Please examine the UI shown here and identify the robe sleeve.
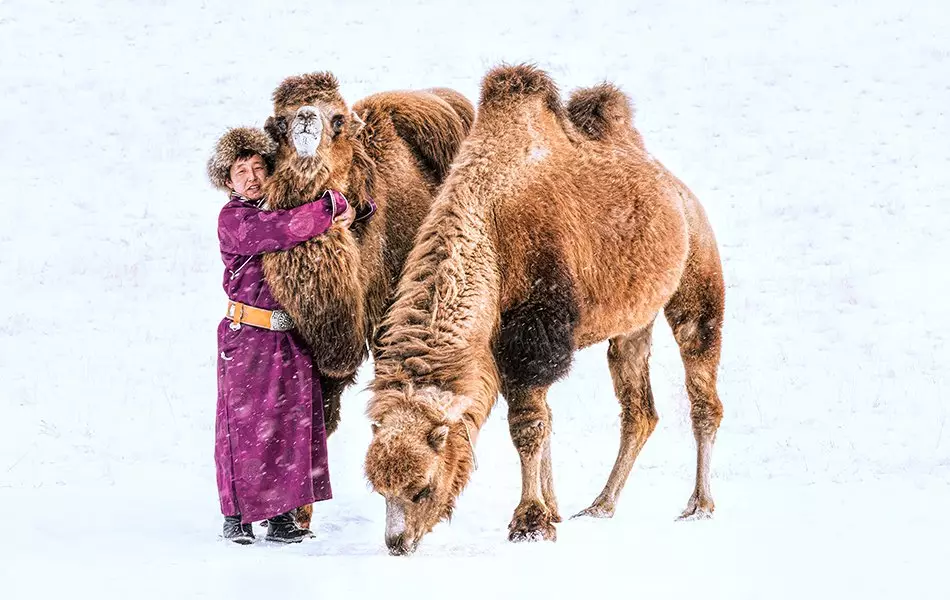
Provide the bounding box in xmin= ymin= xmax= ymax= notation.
xmin=217 ymin=194 xmax=349 ymax=255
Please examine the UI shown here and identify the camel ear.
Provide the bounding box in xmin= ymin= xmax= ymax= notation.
xmin=428 ymin=424 xmax=450 ymax=452
xmin=349 ymin=110 xmax=366 ymax=136
xmin=264 ymin=115 xmax=287 ymax=141
xmin=443 ymin=395 xmax=473 ymax=423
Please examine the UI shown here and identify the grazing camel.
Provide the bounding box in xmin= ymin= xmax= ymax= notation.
xmin=363 ymin=64 xmax=724 ymax=555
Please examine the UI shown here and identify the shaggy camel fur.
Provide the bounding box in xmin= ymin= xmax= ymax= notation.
xmin=259 ymin=72 xmax=473 ymax=527
xmin=364 ymin=64 xmax=725 ymax=555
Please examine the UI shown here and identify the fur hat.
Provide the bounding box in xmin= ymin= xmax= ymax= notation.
xmin=206 ymin=127 xmax=277 ymax=191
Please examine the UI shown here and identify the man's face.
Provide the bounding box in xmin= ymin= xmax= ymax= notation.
xmin=226 ymin=154 xmax=268 ymax=200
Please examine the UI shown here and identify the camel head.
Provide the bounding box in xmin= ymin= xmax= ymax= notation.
xmin=364 ymin=383 xmax=476 ymax=556
xmin=264 ymin=72 xmax=365 ymax=207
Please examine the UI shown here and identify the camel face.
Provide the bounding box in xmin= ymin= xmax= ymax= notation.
xmin=364 ymin=386 xmax=471 ymax=555
xmin=265 ymin=96 xmax=360 ymax=202
xmin=365 ymin=421 xmax=451 ymax=555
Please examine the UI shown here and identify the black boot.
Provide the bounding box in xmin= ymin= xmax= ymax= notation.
xmin=265 ymin=511 xmax=314 ymax=543
xmin=222 ymin=515 xmax=255 ymax=545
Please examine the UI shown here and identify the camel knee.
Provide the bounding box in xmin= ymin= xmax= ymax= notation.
xmin=671 ymin=315 xmax=721 ymax=358
xmin=684 ymin=362 xmax=723 ymax=436
xmin=665 ymin=291 xmax=723 ymax=360
xmin=622 ymin=404 xmax=659 ymax=438
xmin=509 ymin=415 xmax=548 ymax=456
xmin=690 ymin=396 xmax=723 ymax=437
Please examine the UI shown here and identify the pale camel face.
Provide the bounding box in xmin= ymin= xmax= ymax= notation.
xmin=364 ymin=386 xmax=473 ymax=556
xmin=265 ymin=98 xmax=364 ymax=196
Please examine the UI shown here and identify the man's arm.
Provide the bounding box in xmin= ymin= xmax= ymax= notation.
xmin=218 ymin=194 xmax=349 ymax=255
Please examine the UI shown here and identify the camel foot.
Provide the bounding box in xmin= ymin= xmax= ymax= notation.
xmin=546 ymin=501 xmax=563 ymax=523
xmin=677 ymin=493 xmax=715 ymax=521
xmin=571 ymin=497 xmax=615 ymax=519
xmin=508 ymin=502 xmax=557 ymax=543
xmin=294 ymin=504 xmax=313 ymax=530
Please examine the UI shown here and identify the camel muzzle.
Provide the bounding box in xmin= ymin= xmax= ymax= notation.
xmin=291 ymin=105 xmax=323 ymax=157
xmin=384 ymin=499 xmax=418 ymax=555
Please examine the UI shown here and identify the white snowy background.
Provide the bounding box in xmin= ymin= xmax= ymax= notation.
xmin=2 ymin=0 xmax=948 ymax=598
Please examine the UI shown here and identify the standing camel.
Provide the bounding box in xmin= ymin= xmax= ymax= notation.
xmin=259 ymin=72 xmax=473 ymax=527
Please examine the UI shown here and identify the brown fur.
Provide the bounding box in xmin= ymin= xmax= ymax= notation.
xmin=426 ymin=88 xmax=476 ymax=133
xmin=566 ymin=82 xmax=644 ymax=147
xmin=364 ymin=64 xmax=725 ymax=553
xmin=357 ymin=90 xmax=472 ymax=188
xmin=260 ymin=71 xmax=473 ymax=422
xmin=272 ymin=72 xmax=344 ymax=108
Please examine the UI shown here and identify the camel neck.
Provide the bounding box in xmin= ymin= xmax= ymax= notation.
xmin=373 ymin=188 xmax=502 ymax=427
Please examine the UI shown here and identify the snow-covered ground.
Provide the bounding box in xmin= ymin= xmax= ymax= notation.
xmin=2 ymin=0 xmax=949 ymax=597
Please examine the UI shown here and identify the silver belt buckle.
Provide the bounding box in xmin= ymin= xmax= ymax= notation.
xmin=269 ymin=310 xmax=294 ymax=331
xmin=226 ymin=303 xmax=241 ymax=330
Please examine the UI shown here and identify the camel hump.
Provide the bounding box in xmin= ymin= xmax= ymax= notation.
xmin=479 ymin=63 xmax=563 ymax=115
xmin=425 ymin=87 xmax=475 ymax=136
xmin=357 ymin=90 xmax=470 ymax=184
xmin=566 ymin=83 xmax=636 ymax=141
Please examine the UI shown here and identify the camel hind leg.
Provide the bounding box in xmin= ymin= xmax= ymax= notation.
xmin=573 ymin=323 xmax=658 ymax=519
xmin=664 ymin=248 xmax=725 ymax=520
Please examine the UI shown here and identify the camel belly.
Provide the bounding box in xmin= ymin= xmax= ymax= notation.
xmin=572 ymin=193 xmax=689 ymax=348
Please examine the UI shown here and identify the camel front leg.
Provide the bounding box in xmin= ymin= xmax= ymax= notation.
xmin=541 ymin=432 xmax=561 ymax=522
xmin=506 ymin=386 xmax=557 ymax=542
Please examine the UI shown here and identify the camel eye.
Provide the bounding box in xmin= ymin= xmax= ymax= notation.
xmin=276 ymin=116 xmax=288 ymax=134
xmin=411 ymin=487 xmax=431 ymax=503
xmin=331 ymin=114 xmax=345 ymax=135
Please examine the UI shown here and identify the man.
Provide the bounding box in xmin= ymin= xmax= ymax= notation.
xmin=207 ymin=127 xmax=355 ymax=544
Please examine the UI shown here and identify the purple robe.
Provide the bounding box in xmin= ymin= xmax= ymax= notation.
xmin=214 ymin=191 xmax=349 ymax=524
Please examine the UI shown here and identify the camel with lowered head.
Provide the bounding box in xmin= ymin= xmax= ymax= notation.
xmin=363 ymin=64 xmax=725 ymax=555
xmin=259 ymin=72 xmax=473 ymax=527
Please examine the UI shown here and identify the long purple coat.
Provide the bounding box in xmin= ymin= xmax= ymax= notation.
xmin=215 ymin=191 xmax=348 ymax=524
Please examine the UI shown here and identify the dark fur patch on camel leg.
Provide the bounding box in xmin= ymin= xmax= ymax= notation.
xmin=494 ymin=259 xmax=579 ymax=390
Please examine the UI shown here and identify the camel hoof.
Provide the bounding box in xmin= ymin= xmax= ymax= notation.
xmin=571 ymin=500 xmax=615 ymax=520
xmin=508 ymin=503 xmax=557 ymax=543
xmin=294 ymin=504 xmax=313 ymax=530
xmin=677 ymin=509 xmax=713 ymax=521
xmin=677 ymin=494 xmax=715 ymax=521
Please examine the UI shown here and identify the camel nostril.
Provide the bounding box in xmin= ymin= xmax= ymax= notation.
xmin=386 ymin=534 xmax=409 ymax=556
xmin=386 ymin=533 xmax=403 ymax=547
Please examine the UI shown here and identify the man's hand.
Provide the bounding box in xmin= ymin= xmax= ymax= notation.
xmin=333 ymin=201 xmax=356 ymax=229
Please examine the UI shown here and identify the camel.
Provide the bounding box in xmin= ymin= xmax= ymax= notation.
xmin=259 ymin=72 xmax=473 ymax=527
xmin=363 ymin=64 xmax=725 ymax=555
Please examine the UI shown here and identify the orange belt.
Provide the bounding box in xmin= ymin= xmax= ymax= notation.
xmin=226 ymin=301 xmax=294 ymax=331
